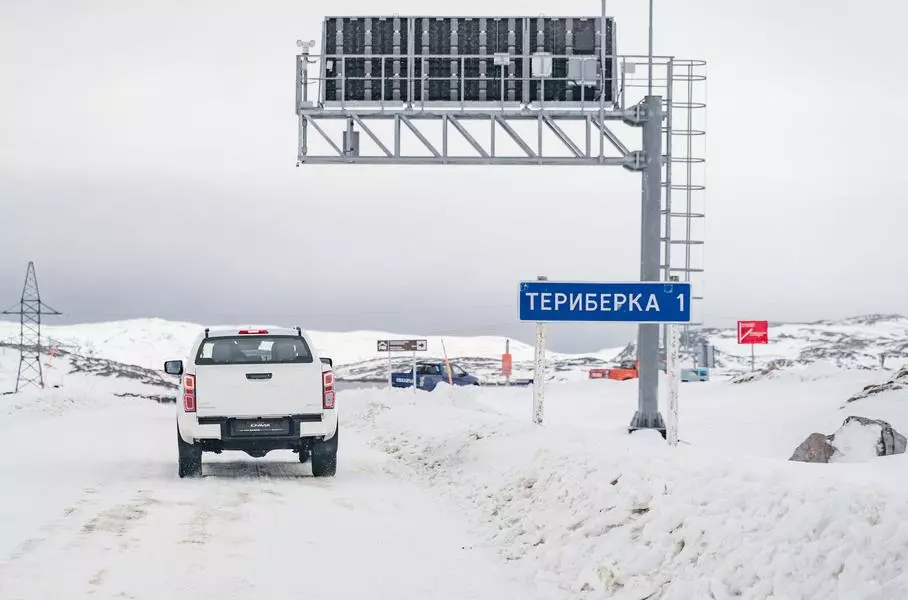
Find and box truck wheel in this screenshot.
[177,428,202,478]
[310,426,338,477]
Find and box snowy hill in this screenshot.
[0,318,625,382]
[0,314,905,382]
[0,343,176,412]
[689,313,908,372]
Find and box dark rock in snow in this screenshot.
[789,433,837,463]
[115,392,177,404]
[731,359,796,384]
[789,416,907,463]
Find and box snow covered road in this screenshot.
[0,396,540,600]
[5,352,908,599]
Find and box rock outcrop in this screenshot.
[846,365,908,403]
[789,416,907,463]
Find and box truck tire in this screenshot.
[177,428,202,478]
[310,426,338,477]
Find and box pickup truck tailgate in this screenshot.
[195,362,323,417]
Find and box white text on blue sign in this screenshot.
[519,281,692,323]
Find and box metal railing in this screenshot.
[296,51,695,113]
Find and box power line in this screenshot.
[1,262,61,392]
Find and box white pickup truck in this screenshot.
[164,326,339,478]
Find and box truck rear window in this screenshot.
[195,336,314,365]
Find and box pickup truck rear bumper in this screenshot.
[178,410,338,449]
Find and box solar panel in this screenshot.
[320,16,616,105]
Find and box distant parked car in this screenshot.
[590,361,710,382]
[680,367,710,382]
[588,360,640,381]
[391,360,479,391]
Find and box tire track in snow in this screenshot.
[0,487,168,599]
[2,486,100,563]
[2,400,545,600]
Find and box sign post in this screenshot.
[666,278,681,446]
[377,339,428,388]
[736,321,768,371]
[519,279,691,434]
[532,276,547,425]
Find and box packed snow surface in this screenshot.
[3,338,908,599]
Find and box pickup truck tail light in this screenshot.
[183,374,197,412]
[323,370,335,409]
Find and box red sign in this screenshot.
[501,353,513,376]
[737,320,769,345]
[589,368,609,380]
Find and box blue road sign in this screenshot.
[519,281,692,323]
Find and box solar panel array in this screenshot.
[321,16,616,104]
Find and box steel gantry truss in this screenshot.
[300,106,647,167]
[295,38,706,433]
[300,107,645,167]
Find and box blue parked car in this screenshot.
[680,367,710,382]
[391,361,480,391]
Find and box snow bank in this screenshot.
[343,380,908,598]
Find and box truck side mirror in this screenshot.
[164,360,183,375]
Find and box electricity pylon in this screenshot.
[2,262,61,392]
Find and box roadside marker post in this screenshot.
[503,339,512,387]
[440,339,454,386]
[532,276,548,426]
[666,277,681,446]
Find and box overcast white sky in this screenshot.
[2,0,907,351]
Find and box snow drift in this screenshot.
[341,372,908,599]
